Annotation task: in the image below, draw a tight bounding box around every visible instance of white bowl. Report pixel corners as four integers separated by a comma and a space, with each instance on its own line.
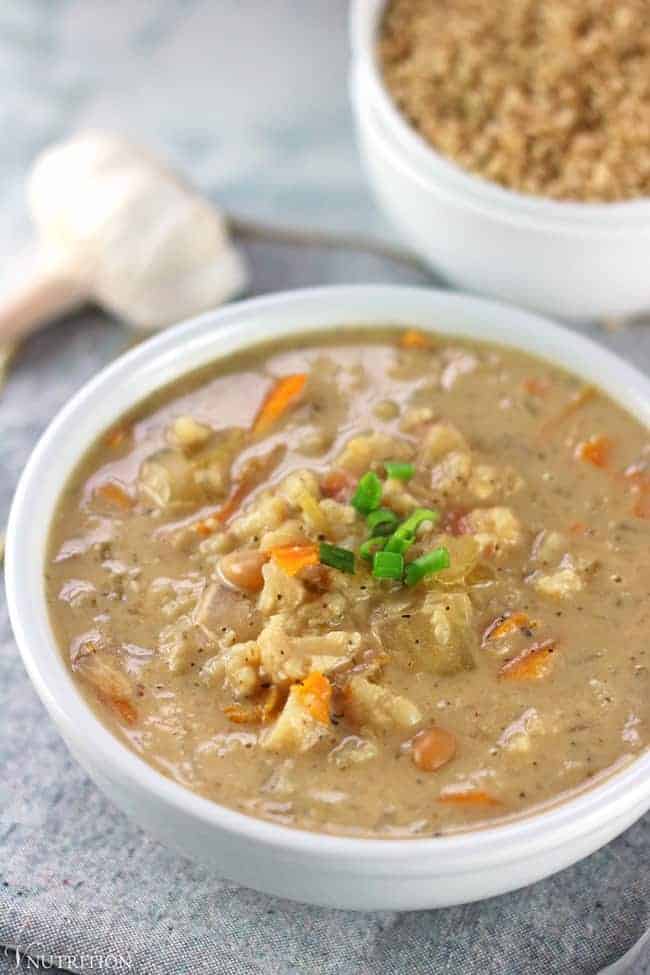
350, 0, 650, 322
6, 285, 650, 910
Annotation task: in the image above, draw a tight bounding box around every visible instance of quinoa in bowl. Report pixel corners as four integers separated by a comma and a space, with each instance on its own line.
379, 0, 650, 202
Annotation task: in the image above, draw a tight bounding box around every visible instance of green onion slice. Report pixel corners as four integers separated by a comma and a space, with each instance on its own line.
385, 460, 415, 481
395, 507, 439, 539
351, 471, 382, 514
360, 536, 387, 562
372, 550, 404, 580
404, 546, 451, 586
366, 507, 399, 536
384, 534, 413, 555
319, 542, 355, 574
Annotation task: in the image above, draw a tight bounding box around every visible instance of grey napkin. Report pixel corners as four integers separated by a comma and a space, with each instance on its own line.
2, 242, 650, 975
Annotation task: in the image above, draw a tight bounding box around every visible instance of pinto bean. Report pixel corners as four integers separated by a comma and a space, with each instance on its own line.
219, 549, 269, 592
411, 726, 457, 772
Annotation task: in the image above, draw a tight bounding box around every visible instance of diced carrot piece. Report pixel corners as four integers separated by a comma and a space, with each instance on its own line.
633, 487, 650, 519
539, 385, 595, 438
224, 686, 284, 725
252, 374, 307, 435
321, 468, 356, 502
482, 612, 531, 645
196, 444, 286, 531
270, 544, 319, 576
194, 516, 220, 537
93, 481, 135, 511
569, 520, 588, 535
224, 703, 262, 725
522, 377, 550, 397
624, 470, 650, 519
107, 696, 138, 725
297, 672, 331, 724
499, 640, 556, 681
438, 789, 501, 808
574, 435, 611, 468
400, 329, 430, 349
104, 425, 131, 449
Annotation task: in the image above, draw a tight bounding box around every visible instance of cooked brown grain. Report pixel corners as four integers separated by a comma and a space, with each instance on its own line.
379, 0, 650, 201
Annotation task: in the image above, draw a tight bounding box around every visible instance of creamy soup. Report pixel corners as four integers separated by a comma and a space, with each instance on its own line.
46, 329, 650, 837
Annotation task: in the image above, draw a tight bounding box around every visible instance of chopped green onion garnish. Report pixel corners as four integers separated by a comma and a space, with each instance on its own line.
383, 507, 439, 555
360, 536, 387, 562
351, 471, 382, 514
395, 507, 439, 539
384, 534, 413, 555
404, 546, 451, 587
367, 507, 399, 536
372, 550, 404, 580
319, 542, 355, 574
385, 460, 415, 481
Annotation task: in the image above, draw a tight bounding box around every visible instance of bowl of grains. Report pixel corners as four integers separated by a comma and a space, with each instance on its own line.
350, 0, 650, 321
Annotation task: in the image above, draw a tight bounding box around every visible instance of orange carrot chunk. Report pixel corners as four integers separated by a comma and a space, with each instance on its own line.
93, 481, 135, 511
482, 612, 531, 645
539, 385, 595, 438
438, 789, 501, 808
400, 329, 430, 349
253, 374, 307, 435
522, 377, 550, 397
270, 544, 319, 576
106, 696, 138, 725
499, 640, 556, 681
574, 434, 611, 468
297, 672, 332, 724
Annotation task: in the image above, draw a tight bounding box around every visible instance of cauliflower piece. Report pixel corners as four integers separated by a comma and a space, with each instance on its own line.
531, 567, 583, 599
467, 463, 513, 501
221, 641, 261, 698
262, 681, 330, 753
258, 614, 360, 683
230, 494, 288, 541
158, 614, 197, 674
343, 675, 421, 731
318, 498, 358, 540
278, 469, 320, 507
258, 561, 305, 616
168, 415, 213, 451
381, 477, 419, 516
464, 506, 523, 552
422, 422, 469, 464
336, 432, 413, 474
431, 450, 472, 493
199, 654, 224, 686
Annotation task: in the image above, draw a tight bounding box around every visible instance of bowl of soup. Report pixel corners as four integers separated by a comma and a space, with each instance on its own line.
6, 285, 650, 909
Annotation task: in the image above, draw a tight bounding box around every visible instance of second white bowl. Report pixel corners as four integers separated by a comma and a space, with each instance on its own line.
350, 0, 650, 322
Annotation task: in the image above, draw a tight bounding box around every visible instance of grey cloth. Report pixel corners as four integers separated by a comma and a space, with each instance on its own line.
1, 239, 650, 975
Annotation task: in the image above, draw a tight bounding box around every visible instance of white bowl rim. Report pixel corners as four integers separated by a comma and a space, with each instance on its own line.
6, 284, 650, 870
350, 0, 650, 228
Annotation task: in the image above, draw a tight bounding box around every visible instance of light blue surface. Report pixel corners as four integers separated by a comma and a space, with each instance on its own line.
0, 3, 649, 973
